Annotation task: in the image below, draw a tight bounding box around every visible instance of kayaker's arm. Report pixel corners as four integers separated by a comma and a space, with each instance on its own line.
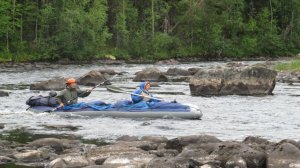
77, 88, 91, 98
56, 89, 66, 105
148, 93, 161, 102
131, 90, 143, 103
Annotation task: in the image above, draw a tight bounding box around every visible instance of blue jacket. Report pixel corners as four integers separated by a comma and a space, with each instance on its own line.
131, 82, 159, 103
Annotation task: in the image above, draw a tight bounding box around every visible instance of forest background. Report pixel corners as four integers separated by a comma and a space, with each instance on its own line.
0, 0, 299, 62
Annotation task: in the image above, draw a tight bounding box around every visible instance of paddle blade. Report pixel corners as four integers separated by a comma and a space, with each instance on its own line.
106, 85, 124, 93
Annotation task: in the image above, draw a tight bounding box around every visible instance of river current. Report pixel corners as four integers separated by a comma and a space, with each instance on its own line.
0, 62, 299, 141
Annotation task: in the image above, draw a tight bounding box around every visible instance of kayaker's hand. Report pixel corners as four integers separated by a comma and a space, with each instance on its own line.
59, 103, 64, 108
51, 103, 64, 112
103, 80, 111, 85
140, 92, 148, 98
87, 88, 93, 92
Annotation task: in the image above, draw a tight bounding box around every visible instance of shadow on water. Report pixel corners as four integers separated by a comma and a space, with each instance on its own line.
0, 84, 30, 90
0, 163, 36, 168
0, 128, 110, 146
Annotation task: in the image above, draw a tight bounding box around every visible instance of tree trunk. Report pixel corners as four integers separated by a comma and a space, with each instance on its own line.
190, 0, 193, 51
122, 0, 126, 47
122, 0, 125, 19
269, 0, 273, 30
6, 29, 9, 51
35, 18, 38, 44
151, 0, 154, 38
163, 16, 169, 33
20, 13, 23, 44
13, 0, 16, 27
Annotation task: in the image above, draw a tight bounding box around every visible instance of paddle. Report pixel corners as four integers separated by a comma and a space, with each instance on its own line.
44, 74, 119, 112
106, 85, 169, 102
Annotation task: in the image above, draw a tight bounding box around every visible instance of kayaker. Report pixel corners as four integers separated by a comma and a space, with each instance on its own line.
131, 81, 160, 103
56, 78, 92, 107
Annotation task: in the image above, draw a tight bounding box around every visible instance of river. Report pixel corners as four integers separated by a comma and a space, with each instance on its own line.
0, 62, 299, 142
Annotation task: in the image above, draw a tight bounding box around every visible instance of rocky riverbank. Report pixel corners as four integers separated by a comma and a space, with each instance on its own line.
0, 128, 299, 168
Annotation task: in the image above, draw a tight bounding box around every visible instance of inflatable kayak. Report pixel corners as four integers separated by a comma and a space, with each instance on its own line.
28, 100, 202, 119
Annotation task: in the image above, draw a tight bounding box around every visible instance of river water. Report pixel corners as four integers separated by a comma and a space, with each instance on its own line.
0, 62, 299, 142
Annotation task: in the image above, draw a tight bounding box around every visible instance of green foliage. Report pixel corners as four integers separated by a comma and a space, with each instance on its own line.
1, 0, 300, 62
0, 51, 12, 62
275, 60, 300, 71
149, 33, 179, 60
0, 0, 11, 35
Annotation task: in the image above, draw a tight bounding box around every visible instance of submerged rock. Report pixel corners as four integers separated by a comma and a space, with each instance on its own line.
189, 66, 277, 96
0, 90, 9, 97
30, 77, 66, 91
41, 124, 81, 131
133, 67, 168, 82
0, 123, 5, 129
98, 69, 118, 75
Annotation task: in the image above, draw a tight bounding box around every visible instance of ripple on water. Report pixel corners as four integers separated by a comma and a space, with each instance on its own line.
0, 63, 300, 141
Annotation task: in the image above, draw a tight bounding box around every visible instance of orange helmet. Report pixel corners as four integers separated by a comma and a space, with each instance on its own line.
66, 78, 76, 85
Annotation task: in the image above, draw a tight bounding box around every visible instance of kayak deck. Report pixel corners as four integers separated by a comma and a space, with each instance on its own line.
28, 104, 202, 119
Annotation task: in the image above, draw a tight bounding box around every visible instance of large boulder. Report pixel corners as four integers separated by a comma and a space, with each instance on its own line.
165, 135, 222, 152
166, 68, 192, 76
267, 142, 300, 168
189, 66, 277, 96
133, 67, 168, 82
0, 156, 14, 164
116, 135, 139, 142
243, 136, 276, 153
77, 70, 106, 86
30, 77, 66, 91
210, 142, 267, 168
155, 59, 180, 65
146, 157, 199, 168
103, 152, 155, 167
188, 68, 203, 75
0, 90, 9, 97
176, 147, 211, 166
48, 155, 91, 168
141, 136, 168, 144
26, 138, 79, 153
277, 71, 300, 84
13, 150, 49, 162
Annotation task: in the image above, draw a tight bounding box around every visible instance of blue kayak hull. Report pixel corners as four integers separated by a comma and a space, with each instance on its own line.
28, 104, 202, 119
